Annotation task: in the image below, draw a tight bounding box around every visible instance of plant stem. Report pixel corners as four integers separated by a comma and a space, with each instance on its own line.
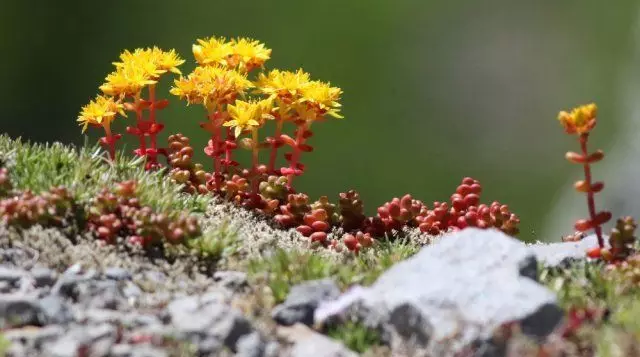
268, 118, 284, 174
224, 127, 235, 174
134, 94, 146, 154
103, 123, 116, 161
287, 121, 308, 185
580, 133, 604, 248
251, 128, 260, 194
148, 84, 157, 150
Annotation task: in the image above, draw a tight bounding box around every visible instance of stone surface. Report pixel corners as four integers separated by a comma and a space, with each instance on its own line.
166, 291, 253, 353
529, 234, 605, 267
278, 324, 358, 357
315, 228, 563, 356
105, 267, 132, 281
213, 270, 248, 292
0, 265, 25, 284
272, 278, 340, 326
39, 294, 73, 324
0, 295, 45, 328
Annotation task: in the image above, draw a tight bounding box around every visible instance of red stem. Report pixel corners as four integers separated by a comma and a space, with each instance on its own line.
135, 96, 146, 154
579, 133, 604, 248
148, 84, 157, 150
287, 122, 307, 185
251, 128, 260, 194
268, 119, 283, 174
224, 127, 235, 174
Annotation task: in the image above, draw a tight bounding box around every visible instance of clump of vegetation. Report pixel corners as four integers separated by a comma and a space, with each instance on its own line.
76, 36, 521, 254
0, 148, 204, 250
87, 180, 201, 247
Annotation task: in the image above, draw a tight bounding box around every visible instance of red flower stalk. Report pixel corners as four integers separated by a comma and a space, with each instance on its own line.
281, 120, 313, 185
202, 110, 227, 192
558, 103, 611, 249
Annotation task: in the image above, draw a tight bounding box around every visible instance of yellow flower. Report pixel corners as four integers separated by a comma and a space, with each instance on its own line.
170, 66, 253, 109
299, 80, 343, 119
255, 69, 311, 103
100, 64, 157, 97
193, 36, 232, 67
558, 103, 597, 135
77, 95, 125, 134
113, 47, 184, 79
151, 47, 185, 75
224, 98, 274, 137
228, 37, 271, 72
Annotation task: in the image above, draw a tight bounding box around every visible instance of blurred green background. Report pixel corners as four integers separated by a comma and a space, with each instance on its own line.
1, 0, 638, 242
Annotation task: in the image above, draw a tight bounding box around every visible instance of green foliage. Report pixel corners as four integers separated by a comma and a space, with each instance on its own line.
0, 135, 210, 215
187, 221, 239, 260
540, 261, 640, 354
247, 238, 420, 303
326, 320, 382, 353
0, 334, 8, 357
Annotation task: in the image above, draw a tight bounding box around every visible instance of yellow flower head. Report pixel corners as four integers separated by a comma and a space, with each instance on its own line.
193, 36, 232, 67
113, 47, 184, 79
150, 47, 185, 75
255, 69, 311, 103
558, 103, 597, 135
100, 64, 156, 97
77, 95, 125, 134
224, 98, 274, 137
170, 66, 253, 109
228, 37, 271, 72
299, 80, 343, 119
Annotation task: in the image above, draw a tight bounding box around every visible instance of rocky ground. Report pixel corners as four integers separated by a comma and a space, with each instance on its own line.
0, 218, 615, 357
1, 136, 639, 357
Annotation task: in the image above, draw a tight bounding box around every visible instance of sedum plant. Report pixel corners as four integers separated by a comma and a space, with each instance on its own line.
557, 103, 612, 255
76, 36, 521, 253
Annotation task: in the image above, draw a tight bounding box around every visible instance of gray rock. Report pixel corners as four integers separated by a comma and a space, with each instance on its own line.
235, 332, 266, 357
111, 344, 134, 357
0, 280, 13, 293
272, 279, 340, 326
84, 308, 126, 325
39, 295, 73, 324
4, 325, 64, 348
129, 345, 169, 357
105, 267, 132, 281
279, 324, 358, 357
316, 228, 563, 356
48, 333, 89, 357
213, 270, 248, 292
77, 280, 126, 310
166, 292, 252, 352
31, 267, 57, 287
0, 266, 24, 284
529, 234, 605, 267
87, 323, 119, 357
0, 295, 45, 328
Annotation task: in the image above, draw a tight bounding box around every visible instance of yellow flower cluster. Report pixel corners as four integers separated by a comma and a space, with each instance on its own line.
225, 98, 275, 137
172, 36, 343, 138
192, 36, 271, 72
77, 95, 125, 134
558, 103, 597, 135
100, 47, 185, 97
170, 66, 253, 109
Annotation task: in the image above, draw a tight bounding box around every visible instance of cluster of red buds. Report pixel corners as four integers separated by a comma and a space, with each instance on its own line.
87, 180, 200, 247
415, 178, 519, 236
599, 216, 637, 262
0, 186, 74, 229
167, 134, 210, 194
371, 178, 520, 237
